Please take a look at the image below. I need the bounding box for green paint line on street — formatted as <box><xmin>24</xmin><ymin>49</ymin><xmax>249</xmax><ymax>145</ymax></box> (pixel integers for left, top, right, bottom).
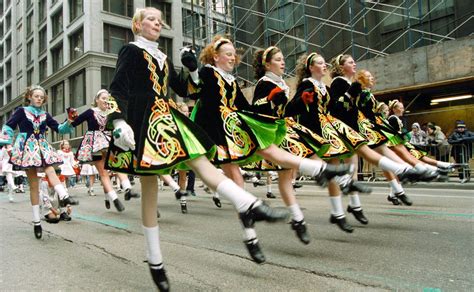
<box><xmin>388</xmin><ymin>209</ymin><xmax>474</xmax><ymax>218</ymax></box>
<box><xmin>423</xmin><ymin>288</ymin><xmax>442</xmax><ymax>292</ymax></box>
<box><xmin>74</xmin><ymin>213</ymin><xmax>129</xmax><ymax>229</ymax></box>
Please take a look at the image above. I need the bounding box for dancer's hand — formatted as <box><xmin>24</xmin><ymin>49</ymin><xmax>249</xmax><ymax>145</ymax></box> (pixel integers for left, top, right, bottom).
<box><xmin>180</xmin><ymin>46</ymin><xmax>198</xmax><ymax>72</ymax></box>
<box><xmin>112</xmin><ymin>119</ymin><xmax>135</xmax><ymax>151</ymax></box>
<box><xmin>66</xmin><ymin>107</ymin><xmax>78</xmax><ymax>122</ymax></box>
<box><xmin>347</xmin><ymin>82</ymin><xmax>362</xmax><ymax>98</ymax></box>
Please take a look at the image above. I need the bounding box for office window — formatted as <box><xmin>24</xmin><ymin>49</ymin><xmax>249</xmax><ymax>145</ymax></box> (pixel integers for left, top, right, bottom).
<box><xmin>27</xmin><ymin>68</ymin><xmax>33</xmax><ymax>86</ymax></box>
<box><xmin>51</xmin><ymin>82</ymin><xmax>65</xmax><ymax>116</ymax></box>
<box><xmin>5</xmin><ymin>11</ymin><xmax>11</xmax><ymax>30</ymax></box>
<box><xmin>5</xmin><ymin>35</ymin><xmax>11</xmax><ymax>54</ymax></box>
<box><xmin>26</xmin><ymin>0</ymin><xmax>33</xmax><ymax>9</ymax></box>
<box><xmin>38</xmin><ymin>0</ymin><xmax>47</xmax><ymax>22</ymax></box>
<box><xmin>16</xmin><ymin>23</ymin><xmax>23</xmax><ymax>44</ymax></box>
<box><xmin>39</xmin><ymin>57</ymin><xmax>48</xmax><ymax>81</ymax></box>
<box><xmin>69</xmin><ymin>0</ymin><xmax>83</xmax><ymax>22</ymax></box>
<box><xmin>39</xmin><ymin>27</ymin><xmax>47</xmax><ymax>53</ymax></box>
<box><xmin>69</xmin><ymin>28</ymin><xmax>83</xmax><ymax>61</ymax></box>
<box><xmin>52</xmin><ymin>9</ymin><xmax>63</xmax><ymax>37</ymax></box>
<box><xmin>51</xmin><ymin>44</ymin><xmax>64</xmax><ymax>72</ymax></box>
<box><xmin>103</xmin><ymin>0</ymin><xmax>133</xmax><ymax>17</ymax></box>
<box><xmin>26</xmin><ymin>13</ymin><xmax>33</xmax><ymax>35</ymax></box>
<box><xmin>0</xmin><ymin>22</ymin><xmax>3</xmax><ymax>38</ymax></box>
<box><xmin>101</xmin><ymin>66</ymin><xmax>115</xmax><ymax>89</ymax></box>
<box><xmin>69</xmin><ymin>70</ymin><xmax>86</xmax><ymax>108</ymax></box>
<box><xmin>26</xmin><ymin>41</ymin><xmax>34</xmax><ymax>64</ymax></box>
<box><xmin>0</xmin><ymin>91</ymin><xmax>3</xmax><ymax>108</ymax></box>
<box><xmin>160</xmin><ymin>36</ymin><xmax>172</xmax><ymax>61</ymax></box>
<box><xmin>0</xmin><ymin>66</ymin><xmax>3</xmax><ymax>83</ymax></box>
<box><xmin>5</xmin><ymin>60</ymin><xmax>11</xmax><ymax>78</ymax></box>
<box><xmin>103</xmin><ymin>24</ymin><xmax>134</xmax><ymax>54</ymax></box>
<box><xmin>146</xmin><ymin>0</ymin><xmax>171</xmax><ymax>27</ymax></box>
<box><xmin>6</xmin><ymin>85</ymin><xmax>11</xmax><ymax>103</ymax></box>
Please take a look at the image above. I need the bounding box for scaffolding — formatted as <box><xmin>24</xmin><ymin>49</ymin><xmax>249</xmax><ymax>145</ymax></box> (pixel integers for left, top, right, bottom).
<box><xmin>182</xmin><ymin>0</ymin><xmax>473</xmax><ymax>86</ymax></box>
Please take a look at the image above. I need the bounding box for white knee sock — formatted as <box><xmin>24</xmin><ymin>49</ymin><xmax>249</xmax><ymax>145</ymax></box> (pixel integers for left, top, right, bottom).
<box><xmin>288</xmin><ymin>204</ymin><xmax>304</xmax><ymax>222</ymax></box>
<box><xmin>298</xmin><ymin>158</ymin><xmax>325</xmax><ymax>177</ymax></box>
<box><xmin>107</xmin><ymin>191</ymin><xmax>118</xmax><ymax>201</ymax></box>
<box><xmin>216</xmin><ymin>179</ymin><xmax>259</xmax><ymax>212</ymax></box>
<box><xmin>143</xmin><ymin>225</ymin><xmax>163</xmax><ymax>266</ymax></box>
<box><xmin>330</xmin><ymin>195</ymin><xmax>344</xmax><ymax>217</ymax></box>
<box><xmin>425</xmin><ymin>164</ymin><xmax>438</xmax><ymax>172</ymax></box>
<box><xmin>388</xmin><ymin>179</ymin><xmax>404</xmax><ymax>196</ymax></box>
<box><xmin>437</xmin><ymin>161</ymin><xmax>451</xmax><ymax>168</ymax></box>
<box><xmin>32</xmin><ymin>205</ymin><xmax>41</xmax><ymax>223</ymax></box>
<box><xmin>121</xmin><ymin>178</ymin><xmax>132</xmax><ymax>190</ymax></box>
<box><xmin>378</xmin><ymin>157</ymin><xmax>410</xmax><ymax>175</ymax></box>
<box><xmin>53</xmin><ymin>184</ymin><xmax>69</xmax><ymax>200</ymax></box>
<box><xmin>167</xmin><ymin>179</ymin><xmax>180</xmax><ymax>193</ymax></box>
<box><xmin>6</xmin><ymin>174</ymin><xmax>15</xmax><ymax>190</ymax></box>
<box><xmin>414</xmin><ymin>163</ymin><xmax>428</xmax><ymax>172</ymax></box>
<box><xmin>349</xmin><ymin>192</ymin><xmax>362</xmax><ymax>209</ymax></box>
<box><xmin>266</xmin><ymin>183</ymin><xmax>272</xmax><ymax>193</ymax></box>
<box><xmin>244</xmin><ymin>228</ymin><xmax>257</xmax><ymax>242</ymax></box>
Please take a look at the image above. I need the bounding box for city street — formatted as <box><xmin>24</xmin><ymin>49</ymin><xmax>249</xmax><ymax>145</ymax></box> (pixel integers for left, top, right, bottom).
<box><xmin>0</xmin><ymin>180</ymin><xmax>472</xmax><ymax>291</ymax></box>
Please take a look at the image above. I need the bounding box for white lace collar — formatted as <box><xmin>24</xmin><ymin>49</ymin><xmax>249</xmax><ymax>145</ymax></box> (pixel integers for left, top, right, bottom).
<box><xmin>207</xmin><ymin>64</ymin><xmax>235</xmax><ymax>85</ymax></box>
<box><xmin>131</xmin><ymin>36</ymin><xmax>167</xmax><ymax>70</ymax></box>
<box><xmin>261</xmin><ymin>72</ymin><xmax>290</xmax><ymax>96</ymax></box>
<box><xmin>304</xmin><ymin>77</ymin><xmax>327</xmax><ymax>95</ymax></box>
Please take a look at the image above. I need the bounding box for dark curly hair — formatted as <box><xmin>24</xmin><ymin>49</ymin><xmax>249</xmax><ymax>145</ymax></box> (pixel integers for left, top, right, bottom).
<box><xmin>23</xmin><ymin>85</ymin><xmax>48</xmax><ymax>106</ymax></box>
<box><xmin>329</xmin><ymin>54</ymin><xmax>352</xmax><ymax>78</ymax></box>
<box><xmin>253</xmin><ymin>46</ymin><xmax>281</xmax><ymax>80</ymax></box>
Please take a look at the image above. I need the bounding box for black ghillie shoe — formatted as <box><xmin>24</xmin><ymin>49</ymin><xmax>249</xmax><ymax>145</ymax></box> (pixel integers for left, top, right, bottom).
<box><xmin>212</xmin><ymin>196</ymin><xmax>222</xmax><ymax>208</ymax></box>
<box><xmin>347</xmin><ymin>206</ymin><xmax>368</xmax><ymax>225</ymax></box>
<box><xmin>244</xmin><ymin>239</ymin><xmax>265</xmax><ymax>264</ymax></box>
<box><xmin>387</xmin><ymin>195</ymin><xmax>401</xmax><ymax>205</ymax></box>
<box><xmin>180</xmin><ymin>201</ymin><xmax>187</xmax><ymax>214</ymax></box>
<box><xmin>266</xmin><ymin>192</ymin><xmax>276</xmax><ymax>199</ymax></box>
<box><xmin>315</xmin><ymin>164</ymin><xmax>354</xmax><ymax>187</ymax></box>
<box><xmin>104</xmin><ymin>200</ymin><xmax>111</xmax><ymax>209</ymax></box>
<box><xmin>290</xmin><ymin>220</ymin><xmax>310</xmax><ymax>244</ymax></box>
<box><xmin>174</xmin><ymin>190</ymin><xmax>187</xmax><ymax>200</ymax></box>
<box><xmin>148</xmin><ymin>263</ymin><xmax>170</xmax><ymax>292</ymax></box>
<box><xmin>45</xmin><ymin>215</ymin><xmax>60</xmax><ymax>224</ymax></box>
<box><xmin>340</xmin><ymin>180</ymin><xmax>372</xmax><ymax>195</ymax></box>
<box><xmin>329</xmin><ymin>215</ymin><xmax>354</xmax><ymax>233</ymax></box>
<box><xmin>33</xmin><ymin>222</ymin><xmax>42</xmax><ymax>239</ymax></box>
<box><xmin>253</xmin><ymin>181</ymin><xmax>265</xmax><ymax>187</ymax></box>
<box><xmin>239</xmin><ymin>201</ymin><xmax>289</xmax><ymax>228</ymax></box>
<box><xmin>59</xmin><ymin>212</ymin><xmax>72</xmax><ymax>221</ymax></box>
<box><xmin>395</xmin><ymin>192</ymin><xmax>413</xmax><ymax>206</ymax></box>
<box><xmin>113</xmin><ymin>198</ymin><xmax>125</xmax><ymax>212</ymax></box>
<box><xmin>124</xmin><ymin>188</ymin><xmax>140</xmax><ymax>201</ymax></box>
<box><xmin>292</xmin><ymin>182</ymin><xmax>303</xmax><ymax>189</ymax></box>
<box><xmin>60</xmin><ymin>196</ymin><xmax>79</xmax><ymax>207</ymax></box>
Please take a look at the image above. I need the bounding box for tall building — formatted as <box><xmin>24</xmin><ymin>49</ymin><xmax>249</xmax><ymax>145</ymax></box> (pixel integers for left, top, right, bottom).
<box><xmin>0</xmin><ymin>0</ymin><xmax>232</xmax><ymax>146</ymax></box>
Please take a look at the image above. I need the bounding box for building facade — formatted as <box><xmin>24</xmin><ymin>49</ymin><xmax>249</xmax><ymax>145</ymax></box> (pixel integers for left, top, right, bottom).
<box><xmin>0</xmin><ymin>0</ymin><xmax>231</xmax><ymax>146</ymax></box>
<box><xmin>0</xmin><ymin>0</ymin><xmax>472</xmax><ymax>147</ymax></box>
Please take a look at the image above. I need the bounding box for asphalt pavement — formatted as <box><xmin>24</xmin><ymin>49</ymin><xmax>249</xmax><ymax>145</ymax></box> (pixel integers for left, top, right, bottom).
<box><xmin>0</xmin><ymin>179</ymin><xmax>472</xmax><ymax>291</ymax></box>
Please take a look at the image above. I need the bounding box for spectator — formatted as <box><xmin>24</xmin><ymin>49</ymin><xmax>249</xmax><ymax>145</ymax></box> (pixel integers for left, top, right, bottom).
<box><xmin>448</xmin><ymin>120</ymin><xmax>473</xmax><ymax>183</ymax></box>
<box><xmin>409</xmin><ymin>122</ymin><xmax>427</xmax><ymax>146</ymax></box>
<box><xmin>426</xmin><ymin>122</ymin><xmax>450</xmax><ymax>162</ymax></box>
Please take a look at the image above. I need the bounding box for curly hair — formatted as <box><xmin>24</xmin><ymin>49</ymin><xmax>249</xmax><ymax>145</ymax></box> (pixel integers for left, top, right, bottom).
<box><xmin>23</xmin><ymin>85</ymin><xmax>48</xmax><ymax>106</ymax></box>
<box><xmin>199</xmin><ymin>34</ymin><xmax>241</xmax><ymax>66</ymax></box>
<box><xmin>354</xmin><ymin>69</ymin><xmax>372</xmax><ymax>89</ymax></box>
<box><xmin>388</xmin><ymin>99</ymin><xmax>402</xmax><ymax>115</ymax></box>
<box><xmin>253</xmin><ymin>46</ymin><xmax>281</xmax><ymax>80</ymax></box>
<box><xmin>295</xmin><ymin>53</ymin><xmax>322</xmax><ymax>86</ymax></box>
<box><xmin>329</xmin><ymin>54</ymin><xmax>352</xmax><ymax>78</ymax></box>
